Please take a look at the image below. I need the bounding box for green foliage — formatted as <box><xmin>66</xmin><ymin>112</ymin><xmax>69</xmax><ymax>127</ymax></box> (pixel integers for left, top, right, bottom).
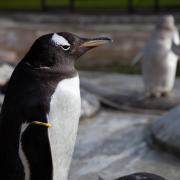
<box><xmin>0</xmin><ymin>0</ymin><xmax>180</xmax><ymax>10</ymax></box>
<box><xmin>0</xmin><ymin>0</ymin><xmax>41</xmax><ymax>9</ymax></box>
<box><xmin>75</xmin><ymin>0</ymin><xmax>128</xmax><ymax>8</ymax></box>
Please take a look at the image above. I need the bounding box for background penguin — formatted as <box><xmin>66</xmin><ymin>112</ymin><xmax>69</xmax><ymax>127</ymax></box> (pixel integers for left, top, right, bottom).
<box><xmin>99</xmin><ymin>172</ymin><xmax>166</xmax><ymax>180</ymax></box>
<box><xmin>0</xmin><ymin>32</ymin><xmax>111</xmax><ymax>180</ymax></box>
<box><xmin>132</xmin><ymin>15</ymin><xmax>180</xmax><ymax>98</ymax></box>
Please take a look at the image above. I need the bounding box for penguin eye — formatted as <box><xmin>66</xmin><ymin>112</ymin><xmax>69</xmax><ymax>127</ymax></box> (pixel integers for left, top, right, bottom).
<box><xmin>61</xmin><ymin>45</ymin><xmax>70</xmax><ymax>51</ymax></box>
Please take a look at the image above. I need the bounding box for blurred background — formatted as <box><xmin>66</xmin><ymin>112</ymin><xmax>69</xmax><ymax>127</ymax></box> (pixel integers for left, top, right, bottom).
<box><xmin>1</xmin><ymin>1</ymin><xmax>180</xmax><ymax>180</ymax></box>
<box><xmin>1</xmin><ymin>0</ymin><xmax>180</xmax><ymax>74</ymax></box>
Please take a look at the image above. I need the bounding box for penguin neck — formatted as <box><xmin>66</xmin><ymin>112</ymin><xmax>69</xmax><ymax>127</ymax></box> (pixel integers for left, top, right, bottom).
<box><xmin>19</xmin><ymin>60</ymin><xmax>77</xmax><ymax>80</ymax></box>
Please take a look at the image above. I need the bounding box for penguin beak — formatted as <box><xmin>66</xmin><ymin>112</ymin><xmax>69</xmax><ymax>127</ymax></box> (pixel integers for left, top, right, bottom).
<box><xmin>80</xmin><ymin>37</ymin><xmax>113</xmax><ymax>48</ymax></box>
<box><xmin>74</xmin><ymin>36</ymin><xmax>112</xmax><ymax>58</ymax></box>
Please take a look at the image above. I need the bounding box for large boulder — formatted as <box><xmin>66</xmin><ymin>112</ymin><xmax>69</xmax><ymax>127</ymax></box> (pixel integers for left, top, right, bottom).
<box><xmin>0</xmin><ymin>63</ymin><xmax>14</xmax><ymax>94</ymax></box>
<box><xmin>151</xmin><ymin>105</ymin><xmax>180</xmax><ymax>155</ymax></box>
<box><xmin>0</xmin><ymin>50</ymin><xmax>17</xmax><ymax>62</ymax></box>
<box><xmin>0</xmin><ymin>63</ymin><xmax>14</xmax><ymax>86</ymax></box>
<box><xmin>80</xmin><ymin>89</ymin><xmax>100</xmax><ymax>119</ymax></box>
<box><xmin>80</xmin><ymin>72</ymin><xmax>180</xmax><ymax>112</ymax></box>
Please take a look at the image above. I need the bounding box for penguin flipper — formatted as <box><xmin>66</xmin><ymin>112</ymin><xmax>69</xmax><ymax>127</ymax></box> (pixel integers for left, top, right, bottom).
<box><xmin>172</xmin><ymin>41</ymin><xmax>180</xmax><ymax>57</ymax></box>
<box><xmin>171</xmin><ymin>30</ymin><xmax>180</xmax><ymax>57</ymax></box>
<box><xmin>22</xmin><ymin>115</ymin><xmax>53</xmax><ymax>180</ymax></box>
<box><xmin>131</xmin><ymin>49</ymin><xmax>144</xmax><ymax>65</ymax></box>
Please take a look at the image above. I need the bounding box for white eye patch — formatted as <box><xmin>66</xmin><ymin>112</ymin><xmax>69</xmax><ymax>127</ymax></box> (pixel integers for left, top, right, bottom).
<box><xmin>51</xmin><ymin>33</ymin><xmax>70</xmax><ymax>47</ymax></box>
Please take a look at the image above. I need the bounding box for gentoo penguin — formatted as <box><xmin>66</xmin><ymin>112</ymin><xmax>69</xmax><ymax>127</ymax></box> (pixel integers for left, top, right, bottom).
<box><xmin>132</xmin><ymin>15</ymin><xmax>180</xmax><ymax>97</ymax></box>
<box><xmin>99</xmin><ymin>172</ymin><xmax>166</xmax><ymax>180</ymax></box>
<box><xmin>0</xmin><ymin>32</ymin><xmax>111</xmax><ymax>180</ymax></box>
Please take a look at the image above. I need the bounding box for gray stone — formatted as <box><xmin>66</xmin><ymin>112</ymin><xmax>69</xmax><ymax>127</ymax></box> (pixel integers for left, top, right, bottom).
<box><xmin>80</xmin><ymin>71</ymin><xmax>180</xmax><ymax>112</ymax></box>
<box><xmin>70</xmin><ymin>110</ymin><xmax>180</xmax><ymax>180</ymax></box>
<box><xmin>0</xmin><ymin>64</ymin><xmax>14</xmax><ymax>86</ymax></box>
<box><xmin>0</xmin><ymin>94</ymin><xmax>4</xmax><ymax>105</ymax></box>
<box><xmin>80</xmin><ymin>89</ymin><xmax>100</xmax><ymax>119</ymax></box>
<box><xmin>0</xmin><ymin>50</ymin><xmax>17</xmax><ymax>62</ymax></box>
<box><xmin>151</xmin><ymin>105</ymin><xmax>180</xmax><ymax>155</ymax></box>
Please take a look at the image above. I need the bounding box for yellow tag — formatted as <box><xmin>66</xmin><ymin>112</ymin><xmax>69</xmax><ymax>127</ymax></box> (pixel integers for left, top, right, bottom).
<box><xmin>32</xmin><ymin>121</ymin><xmax>52</xmax><ymax>128</ymax></box>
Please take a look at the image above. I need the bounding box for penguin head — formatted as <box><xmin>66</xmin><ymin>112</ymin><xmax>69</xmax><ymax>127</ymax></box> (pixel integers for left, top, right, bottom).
<box><xmin>23</xmin><ymin>32</ymin><xmax>112</xmax><ymax>71</ymax></box>
<box><xmin>156</xmin><ymin>15</ymin><xmax>175</xmax><ymax>30</ymax></box>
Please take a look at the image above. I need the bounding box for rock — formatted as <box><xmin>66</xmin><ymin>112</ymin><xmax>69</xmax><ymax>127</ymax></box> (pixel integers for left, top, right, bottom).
<box><xmin>70</xmin><ymin>110</ymin><xmax>180</xmax><ymax>180</ymax></box>
<box><xmin>106</xmin><ymin>172</ymin><xmax>167</xmax><ymax>180</ymax></box>
<box><xmin>0</xmin><ymin>63</ymin><xmax>14</xmax><ymax>107</ymax></box>
<box><xmin>0</xmin><ymin>63</ymin><xmax>14</xmax><ymax>86</ymax></box>
<box><xmin>0</xmin><ymin>50</ymin><xmax>17</xmax><ymax>62</ymax></box>
<box><xmin>0</xmin><ymin>94</ymin><xmax>5</xmax><ymax>110</ymax></box>
<box><xmin>80</xmin><ymin>89</ymin><xmax>100</xmax><ymax>119</ymax></box>
<box><xmin>80</xmin><ymin>71</ymin><xmax>180</xmax><ymax>113</ymax></box>
<box><xmin>0</xmin><ymin>94</ymin><xmax>4</xmax><ymax>105</ymax></box>
<box><xmin>151</xmin><ymin>105</ymin><xmax>180</xmax><ymax>155</ymax></box>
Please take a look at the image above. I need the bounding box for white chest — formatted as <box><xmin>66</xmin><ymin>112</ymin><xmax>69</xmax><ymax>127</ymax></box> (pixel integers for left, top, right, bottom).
<box><xmin>48</xmin><ymin>75</ymin><xmax>81</xmax><ymax>180</ymax></box>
